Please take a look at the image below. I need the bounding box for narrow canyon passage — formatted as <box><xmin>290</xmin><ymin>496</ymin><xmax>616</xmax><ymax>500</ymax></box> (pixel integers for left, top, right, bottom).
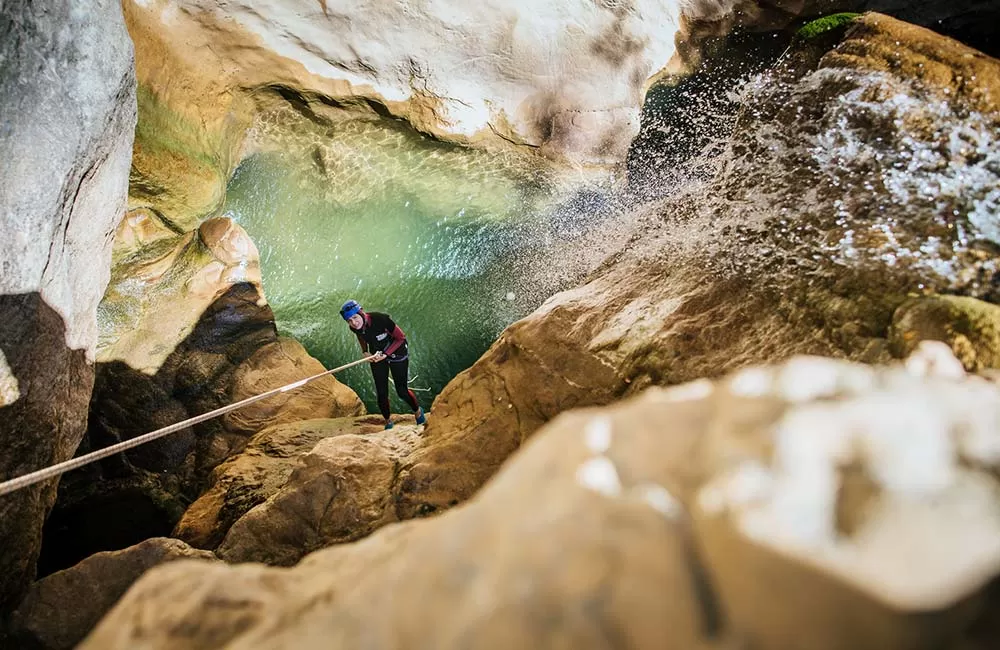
<box><xmin>3</xmin><ymin>1</ymin><xmax>1000</xmax><ymax>649</ymax></box>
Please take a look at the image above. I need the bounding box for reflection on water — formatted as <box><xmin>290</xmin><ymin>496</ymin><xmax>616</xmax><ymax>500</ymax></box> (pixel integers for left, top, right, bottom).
<box><xmin>223</xmin><ymin>110</ymin><xmax>608</xmax><ymax>410</ymax></box>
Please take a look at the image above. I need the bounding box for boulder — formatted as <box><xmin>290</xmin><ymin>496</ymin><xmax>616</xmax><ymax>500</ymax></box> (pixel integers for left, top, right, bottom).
<box><xmin>858</xmin><ymin>1</ymin><xmax>1000</xmax><ymax>57</ymax></box>
<box><xmin>222</xmin><ymin>338</ymin><xmax>365</xmax><ymax>436</ymax></box>
<box><xmin>0</xmin><ymin>0</ymin><xmax>135</xmax><ymax>614</ymax></box>
<box><xmin>217</xmin><ymin>423</ymin><xmax>421</xmax><ymax>566</ymax></box>
<box><xmin>174</xmin><ymin>416</ymin><xmax>389</xmax><ymax>550</ymax></box>
<box><xmin>80</xmin><ymin>351</ymin><xmax>1000</xmax><ymax>649</ymax></box>
<box><xmin>10</xmin><ymin>538</ymin><xmax>215</xmax><ymax>650</ymax></box>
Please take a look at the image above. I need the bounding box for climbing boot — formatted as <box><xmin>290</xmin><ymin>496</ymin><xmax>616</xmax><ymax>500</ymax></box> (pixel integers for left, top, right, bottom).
<box><xmin>415</xmin><ymin>407</ymin><xmax>426</xmax><ymax>425</ymax></box>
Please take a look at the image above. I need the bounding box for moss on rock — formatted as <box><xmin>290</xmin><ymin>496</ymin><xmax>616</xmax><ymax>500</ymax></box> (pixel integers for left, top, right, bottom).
<box><xmin>796</xmin><ymin>13</ymin><xmax>861</xmax><ymax>41</ymax></box>
<box><xmin>889</xmin><ymin>295</ymin><xmax>1000</xmax><ymax>371</ymax></box>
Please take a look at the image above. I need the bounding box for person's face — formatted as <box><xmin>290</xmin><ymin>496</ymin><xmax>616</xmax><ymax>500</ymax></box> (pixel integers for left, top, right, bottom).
<box><xmin>347</xmin><ymin>313</ymin><xmax>364</xmax><ymax>330</ymax></box>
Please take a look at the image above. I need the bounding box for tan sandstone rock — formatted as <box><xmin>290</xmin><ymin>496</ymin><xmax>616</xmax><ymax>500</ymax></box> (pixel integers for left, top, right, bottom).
<box><xmin>60</xmin><ymin>286</ymin><xmax>364</xmax><ymax>571</ymax></box>
<box><xmin>174</xmin><ymin>416</ymin><xmax>389</xmax><ymax>550</ymax></box>
<box><xmin>217</xmin><ymin>424</ymin><xmax>421</xmax><ymax>566</ymax></box>
<box><xmin>81</xmin><ymin>352</ymin><xmax>1000</xmax><ymax>649</ymax></box>
<box><xmin>9</xmin><ymin>538</ymin><xmax>215</xmax><ymax>650</ymax></box>
<box><xmin>222</xmin><ymin>338</ymin><xmax>365</xmax><ymax>437</ymax></box>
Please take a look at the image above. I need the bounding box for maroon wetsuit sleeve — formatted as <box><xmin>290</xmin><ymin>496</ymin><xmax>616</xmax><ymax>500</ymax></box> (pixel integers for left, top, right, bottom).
<box><xmin>383</xmin><ymin>324</ymin><xmax>407</xmax><ymax>356</ymax></box>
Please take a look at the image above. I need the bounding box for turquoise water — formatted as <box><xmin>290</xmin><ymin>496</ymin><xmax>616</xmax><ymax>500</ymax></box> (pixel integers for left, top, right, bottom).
<box><xmin>223</xmin><ymin>114</ymin><xmax>568</xmax><ymax>412</ymax></box>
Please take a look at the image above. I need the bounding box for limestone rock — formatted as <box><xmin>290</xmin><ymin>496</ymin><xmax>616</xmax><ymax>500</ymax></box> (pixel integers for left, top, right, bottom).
<box><xmin>174</xmin><ymin>417</ymin><xmax>388</xmax><ymax>550</ymax></box>
<box><xmin>693</xmin><ymin>354</ymin><xmax>1000</xmax><ymax>648</ymax></box>
<box><xmin>890</xmin><ymin>296</ymin><xmax>1000</xmax><ymax>372</ymax></box>
<box><xmin>88</xmin><ymin>282</ymin><xmax>279</xmax><ymax>488</ymax></box>
<box><xmin>222</xmin><ymin>338</ymin><xmax>365</xmax><ymax>436</ymax></box>
<box><xmin>217</xmin><ymin>424</ymin><xmax>421</xmax><ymax>566</ymax></box>
<box><xmin>11</xmin><ymin>538</ymin><xmax>214</xmax><ymax>650</ymax></box>
<box><xmin>821</xmin><ymin>12</ymin><xmax>1000</xmax><ymax>115</ymax></box>
<box><xmin>122</xmin><ymin>0</ymin><xmax>680</xmax><ymax>179</ymax></box>
<box><xmin>121</xmin><ymin>0</ymin><xmax>860</xmax><ymax>226</ymax></box>
<box><xmin>81</xmin><ymin>354</ymin><xmax>1000</xmax><ymax>649</ymax></box>
<box><xmin>0</xmin><ymin>0</ymin><xmax>135</xmax><ymax>615</ymax></box>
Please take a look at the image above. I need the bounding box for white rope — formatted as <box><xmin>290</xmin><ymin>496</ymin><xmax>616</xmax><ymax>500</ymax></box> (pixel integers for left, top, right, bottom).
<box><xmin>0</xmin><ymin>354</ymin><xmax>377</xmax><ymax>498</ymax></box>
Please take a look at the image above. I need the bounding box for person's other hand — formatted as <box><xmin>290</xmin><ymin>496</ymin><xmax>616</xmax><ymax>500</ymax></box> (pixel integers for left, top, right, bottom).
<box><xmin>371</xmin><ymin>351</ymin><xmax>386</xmax><ymax>362</ymax></box>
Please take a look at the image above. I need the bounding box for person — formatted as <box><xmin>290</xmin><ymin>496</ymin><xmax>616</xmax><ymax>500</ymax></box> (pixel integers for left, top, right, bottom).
<box><xmin>340</xmin><ymin>299</ymin><xmax>426</xmax><ymax>429</ymax></box>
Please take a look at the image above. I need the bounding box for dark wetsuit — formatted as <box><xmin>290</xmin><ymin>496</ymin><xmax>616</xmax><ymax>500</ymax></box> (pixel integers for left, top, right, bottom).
<box><xmin>351</xmin><ymin>311</ymin><xmax>420</xmax><ymax>419</ymax></box>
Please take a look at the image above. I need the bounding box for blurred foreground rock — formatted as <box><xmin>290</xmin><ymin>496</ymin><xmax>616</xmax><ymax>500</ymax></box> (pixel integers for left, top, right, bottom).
<box><xmin>81</xmin><ymin>346</ymin><xmax>1000</xmax><ymax>649</ymax></box>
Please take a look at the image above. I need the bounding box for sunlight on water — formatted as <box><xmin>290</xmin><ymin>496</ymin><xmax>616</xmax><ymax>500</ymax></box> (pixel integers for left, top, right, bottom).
<box><xmin>223</xmin><ymin>109</ymin><xmax>604</xmax><ymax>411</ymax></box>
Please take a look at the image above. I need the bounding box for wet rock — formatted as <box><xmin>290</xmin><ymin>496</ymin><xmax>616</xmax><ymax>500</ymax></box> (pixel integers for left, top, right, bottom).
<box><xmin>0</xmin><ymin>0</ymin><xmax>135</xmax><ymax>615</ymax></box>
<box><xmin>175</xmin><ymin>416</ymin><xmax>388</xmax><ymax>550</ymax></box>
<box><xmin>396</xmin><ymin>12</ymin><xmax>1000</xmax><ymax>517</ymax></box>
<box><xmin>81</xmin><ymin>353</ymin><xmax>1000</xmax><ymax>649</ymax></box>
<box><xmin>11</xmin><ymin>538</ymin><xmax>215</xmax><ymax>650</ymax></box>
<box><xmin>858</xmin><ymin>1</ymin><xmax>1000</xmax><ymax>57</ymax></box>
<box><xmin>217</xmin><ymin>424</ymin><xmax>421</xmax><ymax>566</ymax></box>
<box><xmin>890</xmin><ymin>296</ymin><xmax>1000</xmax><ymax>371</ymax></box>
<box><xmin>120</xmin><ymin>0</ymin><xmax>689</xmax><ymax>193</ymax></box>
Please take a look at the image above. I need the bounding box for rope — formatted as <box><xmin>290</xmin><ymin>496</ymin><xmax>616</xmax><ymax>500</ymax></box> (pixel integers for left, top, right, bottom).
<box><xmin>0</xmin><ymin>354</ymin><xmax>378</xmax><ymax>498</ymax></box>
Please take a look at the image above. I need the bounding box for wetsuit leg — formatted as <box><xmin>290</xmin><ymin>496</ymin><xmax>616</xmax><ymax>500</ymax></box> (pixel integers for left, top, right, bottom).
<box><xmin>389</xmin><ymin>358</ymin><xmax>420</xmax><ymax>411</ymax></box>
<box><xmin>371</xmin><ymin>360</ymin><xmax>391</xmax><ymax>419</ymax></box>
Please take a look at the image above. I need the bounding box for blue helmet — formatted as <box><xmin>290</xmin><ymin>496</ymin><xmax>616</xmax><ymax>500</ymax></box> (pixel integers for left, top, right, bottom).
<box><xmin>340</xmin><ymin>299</ymin><xmax>362</xmax><ymax>320</ymax></box>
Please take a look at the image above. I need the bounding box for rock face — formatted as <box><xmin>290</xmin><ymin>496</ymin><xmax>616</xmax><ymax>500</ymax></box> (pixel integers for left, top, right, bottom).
<box><xmin>121</xmin><ymin>0</ymin><xmax>866</xmax><ymax>228</ymax></box>
<box><xmin>10</xmin><ymin>538</ymin><xmax>215</xmax><ymax>650</ymax></box>
<box><xmin>393</xmin><ymin>12</ymin><xmax>1000</xmax><ymax>517</ymax></box>
<box><xmin>81</xmin><ymin>351</ymin><xmax>1000</xmax><ymax>649</ymax></box>
<box><xmin>222</xmin><ymin>339</ymin><xmax>367</xmax><ymax>436</ymax></box>
<box><xmin>118</xmin><ymin>0</ymin><xmax>1000</xmax><ymax>230</ymax></box>
<box><xmin>859</xmin><ymin>1</ymin><xmax>1000</xmax><ymax>56</ymax></box>
<box><xmin>97</xmin><ymin>215</ymin><xmax>265</xmax><ymax>373</ymax></box>
<box><xmin>0</xmin><ymin>0</ymin><xmax>136</xmax><ymax>615</ymax></box>
<box><xmin>39</xmin><ymin>284</ymin><xmax>364</xmax><ymax>576</ymax></box>
<box><xmin>217</xmin><ymin>423</ymin><xmax>421</xmax><ymax>566</ymax></box>
<box><xmin>175</xmin><ymin>417</ymin><xmax>391</xmax><ymax>550</ymax></box>
<box><xmin>122</xmin><ymin>0</ymin><xmax>677</xmax><ymax>179</ymax></box>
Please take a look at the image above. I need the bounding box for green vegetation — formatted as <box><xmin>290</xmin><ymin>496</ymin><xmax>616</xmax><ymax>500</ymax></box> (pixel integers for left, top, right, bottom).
<box><xmin>796</xmin><ymin>13</ymin><xmax>861</xmax><ymax>41</ymax></box>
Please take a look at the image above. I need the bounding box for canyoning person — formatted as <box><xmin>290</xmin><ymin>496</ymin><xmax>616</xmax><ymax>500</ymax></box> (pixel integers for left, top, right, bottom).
<box><xmin>340</xmin><ymin>299</ymin><xmax>426</xmax><ymax>429</ymax></box>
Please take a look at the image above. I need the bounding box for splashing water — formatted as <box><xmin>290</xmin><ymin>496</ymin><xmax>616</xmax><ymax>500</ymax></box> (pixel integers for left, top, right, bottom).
<box><xmin>223</xmin><ymin>106</ymin><xmax>626</xmax><ymax>410</ymax></box>
<box><xmin>636</xmin><ymin>52</ymin><xmax>1000</xmax><ymax>312</ymax></box>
